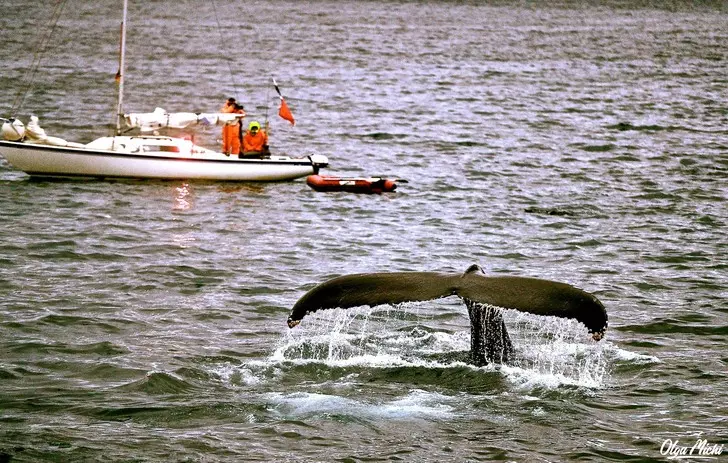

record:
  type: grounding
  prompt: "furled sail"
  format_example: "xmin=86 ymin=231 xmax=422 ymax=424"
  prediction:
xmin=1 ymin=118 xmax=25 ymax=141
xmin=1 ymin=116 xmax=84 ymax=147
xmin=124 ymin=107 xmax=244 ymax=133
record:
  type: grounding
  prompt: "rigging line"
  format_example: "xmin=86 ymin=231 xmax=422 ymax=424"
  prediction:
xmin=10 ymin=0 xmax=69 ymax=116
xmin=264 ymin=80 xmax=270 ymax=131
xmin=210 ymin=0 xmax=240 ymax=99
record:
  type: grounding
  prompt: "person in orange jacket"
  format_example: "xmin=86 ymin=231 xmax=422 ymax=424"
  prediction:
xmin=242 ymin=121 xmax=269 ymax=157
xmin=221 ymin=98 xmax=245 ymax=155
xmin=221 ymin=97 xmax=236 ymax=112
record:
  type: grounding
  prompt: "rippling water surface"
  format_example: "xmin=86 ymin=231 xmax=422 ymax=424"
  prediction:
xmin=1 ymin=0 xmax=727 ymax=461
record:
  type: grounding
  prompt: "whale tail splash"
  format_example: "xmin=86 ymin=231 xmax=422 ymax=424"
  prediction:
xmin=287 ymin=265 xmax=608 ymax=365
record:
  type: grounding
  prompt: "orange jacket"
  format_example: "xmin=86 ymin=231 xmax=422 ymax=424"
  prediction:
xmin=221 ymin=105 xmax=244 ymax=154
xmin=243 ymin=130 xmax=268 ymax=153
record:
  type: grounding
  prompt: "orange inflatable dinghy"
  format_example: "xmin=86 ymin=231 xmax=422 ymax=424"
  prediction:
xmin=306 ymin=175 xmax=399 ymax=194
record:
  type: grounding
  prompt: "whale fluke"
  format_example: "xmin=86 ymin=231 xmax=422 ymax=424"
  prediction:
xmin=287 ymin=265 xmax=608 ymax=365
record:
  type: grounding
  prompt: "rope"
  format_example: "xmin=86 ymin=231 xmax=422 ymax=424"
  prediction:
xmin=10 ymin=0 xmax=69 ymax=117
xmin=264 ymin=80 xmax=271 ymax=133
xmin=209 ymin=0 xmax=277 ymax=131
xmin=210 ymin=0 xmax=241 ymax=100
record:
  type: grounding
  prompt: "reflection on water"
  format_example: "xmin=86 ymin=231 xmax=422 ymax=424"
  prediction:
xmin=170 ymin=182 xmax=198 ymax=249
xmin=173 ymin=182 xmax=193 ymax=211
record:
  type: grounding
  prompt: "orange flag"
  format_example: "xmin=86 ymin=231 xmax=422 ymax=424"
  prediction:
xmin=279 ymin=97 xmax=295 ymax=126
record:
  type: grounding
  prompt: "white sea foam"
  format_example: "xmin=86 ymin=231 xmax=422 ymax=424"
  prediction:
xmin=267 ymin=302 xmax=629 ymax=390
xmin=264 ymin=389 xmax=456 ymax=420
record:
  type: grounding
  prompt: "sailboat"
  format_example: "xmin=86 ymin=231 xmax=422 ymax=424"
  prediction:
xmin=0 ymin=1 xmax=328 ymax=181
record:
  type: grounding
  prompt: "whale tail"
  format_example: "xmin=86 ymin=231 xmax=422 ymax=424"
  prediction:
xmin=287 ymin=265 xmax=608 ymax=364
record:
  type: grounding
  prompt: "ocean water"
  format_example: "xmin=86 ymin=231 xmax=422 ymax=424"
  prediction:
xmin=1 ymin=0 xmax=726 ymax=461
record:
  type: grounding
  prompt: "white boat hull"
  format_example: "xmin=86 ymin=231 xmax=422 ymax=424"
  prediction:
xmin=0 ymin=140 xmax=326 ymax=181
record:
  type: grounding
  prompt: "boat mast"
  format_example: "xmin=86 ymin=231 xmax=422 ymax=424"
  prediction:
xmin=115 ymin=0 xmax=128 ymax=136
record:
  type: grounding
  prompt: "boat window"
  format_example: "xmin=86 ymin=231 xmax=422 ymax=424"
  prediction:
xmin=142 ymin=145 xmax=180 ymax=153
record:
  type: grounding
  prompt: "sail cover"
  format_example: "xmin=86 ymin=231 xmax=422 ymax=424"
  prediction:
xmin=124 ymin=107 xmax=243 ymax=133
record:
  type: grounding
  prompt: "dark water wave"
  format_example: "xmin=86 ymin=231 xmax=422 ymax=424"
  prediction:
xmin=606 ymin=122 xmax=728 ymax=133
xmin=620 ymin=319 xmax=728 ymax=336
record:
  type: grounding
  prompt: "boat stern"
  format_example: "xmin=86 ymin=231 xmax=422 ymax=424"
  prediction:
xmin=309 ymin=154 xmax=329 ymax=173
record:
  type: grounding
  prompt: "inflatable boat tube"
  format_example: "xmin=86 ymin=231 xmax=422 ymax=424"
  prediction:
xmin=306 ymin=175 xmax=398 ymax=194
